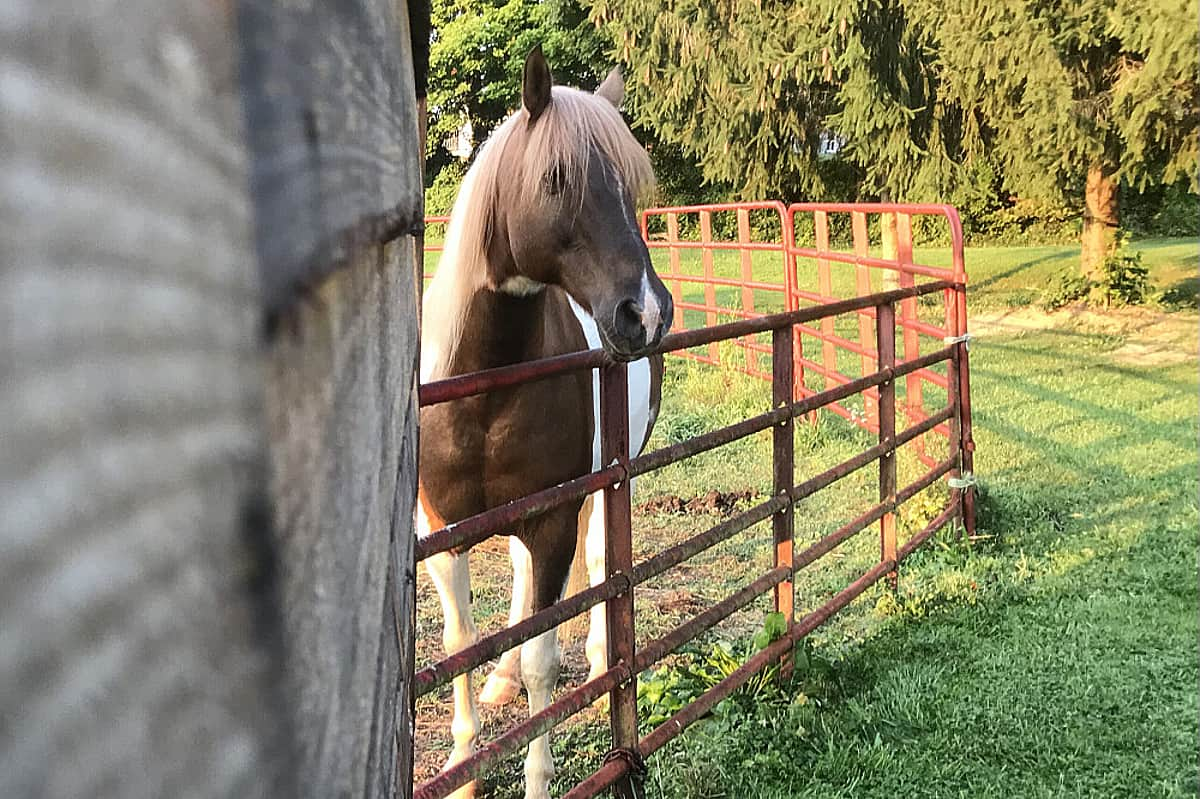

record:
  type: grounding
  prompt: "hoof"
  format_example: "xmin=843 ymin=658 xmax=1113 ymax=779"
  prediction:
xmin=478 ymin=672 xmax=522 ymax=706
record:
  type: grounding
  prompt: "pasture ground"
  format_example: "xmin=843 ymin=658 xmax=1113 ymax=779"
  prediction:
xmin=414 ymin=238 xmax=1198 ymax=797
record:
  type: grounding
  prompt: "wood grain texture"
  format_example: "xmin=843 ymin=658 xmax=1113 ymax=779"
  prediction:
xmin=3 ymin=1 xmax=424 ymax=797
xmin=265 ymin=237 xmax=419 ymax=799
xmin=239 ymin=0 xmax=425 ymax=316
xmin=0 ymin=2 xmax=290 ymax=798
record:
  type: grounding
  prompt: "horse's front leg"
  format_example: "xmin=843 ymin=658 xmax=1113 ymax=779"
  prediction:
xmin=581 ymin=490 xmax=608 ymax=683
xmin=425 ymin=543 xmax=481 ymax=799
xmin=479 ymin=535 xmax=531 ymax=706
xmin=519 ymin=504 xmax=579 ymax=799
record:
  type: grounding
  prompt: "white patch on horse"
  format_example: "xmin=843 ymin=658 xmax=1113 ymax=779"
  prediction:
xmin=565 ymin=296 xmax=653 ymax=467
xmin=638 ymin=271 xmax=662 ymax=336
xmin=499 ymin=275 xmax=546 ymax=296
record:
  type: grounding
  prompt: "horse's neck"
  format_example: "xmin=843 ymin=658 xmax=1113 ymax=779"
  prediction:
xmin=443 ymin=287 xmax=549 ymax=377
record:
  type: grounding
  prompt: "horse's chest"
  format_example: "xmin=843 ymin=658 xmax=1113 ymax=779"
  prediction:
xmin=419 ymin=374 xmax=592 ymax=523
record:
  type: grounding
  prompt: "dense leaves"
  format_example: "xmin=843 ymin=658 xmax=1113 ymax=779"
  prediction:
xmin=591 ymin=0 xmax=1198 ymax=229
xmin=426 ymin=0 xmax=609 ymax=174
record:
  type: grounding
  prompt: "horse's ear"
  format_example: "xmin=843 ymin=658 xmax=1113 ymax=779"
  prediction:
xmin=522 ymin=46 xmax=553 ymax=125
xmin=596 ymin=67 xmax=623 ymax=108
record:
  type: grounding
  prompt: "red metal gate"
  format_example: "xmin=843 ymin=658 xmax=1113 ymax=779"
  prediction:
xmin=413 ymin=201 xmax=976 ymax=798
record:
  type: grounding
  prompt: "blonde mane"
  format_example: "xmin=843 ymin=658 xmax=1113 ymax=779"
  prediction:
xmin=421 ymin=86 xmax=655 ymax=381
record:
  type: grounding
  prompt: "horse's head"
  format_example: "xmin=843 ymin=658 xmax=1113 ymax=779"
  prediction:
xmin=487 ymin=48 xmax=673 ymax=361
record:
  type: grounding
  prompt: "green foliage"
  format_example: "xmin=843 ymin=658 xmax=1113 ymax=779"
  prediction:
xmin=1041 ymin=234 xmax=1151 ymax=308
xmin=636 ymin=612 xmax=790 ymax=727
xmin=590 ymin=0 xmax=935 ymax=201
xmin=426 ymin=0 xmax=609 ymax=174
xmin=424 ymin=160 xmax=466 ymax=215
xmin=630 ymin=326 xmax=1198 ymax=799
xmin=1097 ymin=243 xmax=1150 ymax=307
xmin=591 ymin=0 xmax=1196 ymax=278
xmin=1041 ymin=273 xmax=1093 ymax=311
xmin=1123 ymin=181 xmax=1200 ymax=238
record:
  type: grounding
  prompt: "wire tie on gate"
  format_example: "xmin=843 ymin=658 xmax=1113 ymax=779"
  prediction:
xmin=602 ymin=747 xmax=648 ymax=778
xmin=948 ymin=472 xmax=977 ymax=489
xmin=943 ymin=333 xmax=972 ymax=350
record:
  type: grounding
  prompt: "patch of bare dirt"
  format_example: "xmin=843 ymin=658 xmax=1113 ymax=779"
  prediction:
xmin=636 ymin=488 xmax=756 ymax=517
xmin=971 ymin=306 xmax=1197 ymax=366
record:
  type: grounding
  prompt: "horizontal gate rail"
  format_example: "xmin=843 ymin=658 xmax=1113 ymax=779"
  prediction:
xmin=414 ymin=205 xmax=976 ymax=799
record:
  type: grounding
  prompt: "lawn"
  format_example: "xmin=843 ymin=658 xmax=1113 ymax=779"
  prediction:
xmin=413 ymin=238 xmax=1198 ymax=797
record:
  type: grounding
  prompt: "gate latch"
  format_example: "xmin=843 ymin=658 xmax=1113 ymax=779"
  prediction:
xmin=948 ymin=472 xmax=977 ymax=489
xmin=943 ymin=333 xmax=973 ymax=350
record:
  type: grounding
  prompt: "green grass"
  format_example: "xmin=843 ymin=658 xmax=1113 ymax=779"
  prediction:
xmin=620 ymin=328 xmax=1198 ymax=799
xmin=632 ymin=237 xmax=1197 ymax=316
xmin=417 ymin=238 xmax=1198 ymax=797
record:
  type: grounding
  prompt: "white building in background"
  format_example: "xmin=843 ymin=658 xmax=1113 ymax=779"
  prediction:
xmin=818 ymin=130 xmax=846 ymax=160
xmin=444 ymin=117 xmax=474 ymax=160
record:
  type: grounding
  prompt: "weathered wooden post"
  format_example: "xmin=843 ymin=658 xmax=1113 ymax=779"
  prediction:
xmin=240 ymin=1 xmax=425 ymax=796
xmin=1 ymin=2 xmax=290 ymax=796
xmin=2 ymin=1 xmax=427 ymax=796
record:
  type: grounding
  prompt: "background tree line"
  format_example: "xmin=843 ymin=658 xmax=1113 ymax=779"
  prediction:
xmin=426 ymin=0 xmax=1197 ymax=288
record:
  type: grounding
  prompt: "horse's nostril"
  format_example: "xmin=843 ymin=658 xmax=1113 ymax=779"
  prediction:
xmin=613 ymin=298 xmax=644 ymax=341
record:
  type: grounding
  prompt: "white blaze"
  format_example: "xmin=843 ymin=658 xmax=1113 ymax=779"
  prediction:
xmin=638 ymin=271 xmax=662 ymax=337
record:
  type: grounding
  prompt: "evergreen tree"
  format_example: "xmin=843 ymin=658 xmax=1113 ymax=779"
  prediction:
xmin=909 ymin=0 xmax=1197 ymax=278
xmin=591 ymin=0 xmax=1198 ymax=278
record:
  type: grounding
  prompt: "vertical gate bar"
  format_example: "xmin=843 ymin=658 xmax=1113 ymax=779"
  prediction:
xmin=699 ymin=211 xmax=719 ymax=362
xmin=815 ymin=211 xmax=838 ymax=393
xmin=780 ymin=205 xmax=804 ymax=404
xmin=948 ymin=219 xmax=977 ymax=537
xmin=666 ymin=213 xmax=683 ymax=332
xmin=876 ymin=301 xmax=898 ymax=589
xmin=943 ymin=286 xmax=964 ymax=538
xmin=895 ymin=215 xmax=924 ymax=458
xmin=771 ymin=325 xmax=795 ymax=676
xmin=851 ymin=212 xmax=878 ymax=430
xmin=736 ymin=208 xmax=758 ymax=373
xmin=955 ymin=284 xmax=977 ymax=537
xmin=600 ymin=363 xmax=640 ymax=799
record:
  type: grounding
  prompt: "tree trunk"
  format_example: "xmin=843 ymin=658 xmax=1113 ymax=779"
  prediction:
xmin=880 ymin=209 xmax=900 ymax=291
xmin=1081 ymin=161 xmax=1119 ymax=283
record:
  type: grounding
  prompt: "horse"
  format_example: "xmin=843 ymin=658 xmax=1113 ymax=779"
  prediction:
xmin=417 ymin=48 xmax=672 ymax=799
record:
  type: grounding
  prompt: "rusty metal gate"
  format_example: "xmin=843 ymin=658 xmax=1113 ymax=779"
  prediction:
xmin=414 ymin=202 xmax=976 ymax=798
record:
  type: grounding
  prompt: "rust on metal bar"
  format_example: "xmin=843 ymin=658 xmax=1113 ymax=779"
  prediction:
xmin=793 ymin=503 xmax=889 ymax=573
xmin=636 ymin=559 xmax=896 ymax=760
xmin=416 ymin=561 xmax=794 ymax=799
xmin=630 ymin=496 xmax=786 ymax=587
xmin=415 ymin=464 xmax=622 ymax=561
xmin=789 ymin=439 xmax=889 ymax=503
xmin=897 ymin=496 xmax=960 ymax=561
xmin=418 ymin=282 xmax=955 ymax=409
xmin=601 ymin=362 xmax=641 ymax=799
xmin=772 ymin=326 xmax=796 ymax=676
xmin=412 ymin=573 xmax=630 ymax=698
xmin=896 ymin=456 xmax=956 ymax=506
xmin=560 ymin=567 xmax=790 ymax=799
xmin=417 ymin=492 xmax=797 ymax=698
xmin=876 ymin=301 xmax=899 ymax=589
xmin=414 ymin=660 xmax=628 ymax=799
xmin=419 ymin=347 xmax=609 ymax=406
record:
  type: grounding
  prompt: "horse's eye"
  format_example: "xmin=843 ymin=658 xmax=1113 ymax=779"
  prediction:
xmin=544 ymin=164 xmax=566 ymax=195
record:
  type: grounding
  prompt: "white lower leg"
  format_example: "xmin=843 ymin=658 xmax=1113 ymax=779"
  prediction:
xmin=521 ymin=629 xmax=560 ymax=799
xmin=425 ymin=550 xmax=480 ymax=798
xmin=481 ymin=537 xmax=532 ymax=705
xmin=583 ymin=492 xmax=608 ymax=681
